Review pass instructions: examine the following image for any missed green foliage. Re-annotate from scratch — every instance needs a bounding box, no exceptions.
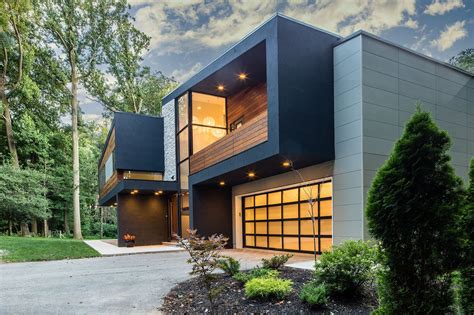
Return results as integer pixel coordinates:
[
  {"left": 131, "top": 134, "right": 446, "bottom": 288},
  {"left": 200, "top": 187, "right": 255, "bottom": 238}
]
[
  {"left": 0, "top": 236, "right": 100, "bottom": 262},
  {"left": 233, "top": 267, "right": 279, "bottom": 283},
  {"left": 217, "top": 256, "right": 240, "bottom": 276},
  {"left": 366, "top": 107, "right": 464, "bottom": 314},
  {"left": 177, "top": 230, "right": 228, "bottom": 312},
  {"left": 458, "top": 159, "right": 474, "bottom": 314},
  {"left": 261, "top": 253, "right": 293, "bottom": 270},
  {"left": 244, "top": 277, "right": 293, "bottom": 300},
  {"left": 449, "top": 48, "right": 474, "bottom": 74},
  {"left": 299, "top": 282, "right": 329, "bottom": 308},
  {"left": 314, "top": 240, "right": 378, "bottom": 297},
  {"left": 0, "top": 164, "right": 50, "bottom": 223}
]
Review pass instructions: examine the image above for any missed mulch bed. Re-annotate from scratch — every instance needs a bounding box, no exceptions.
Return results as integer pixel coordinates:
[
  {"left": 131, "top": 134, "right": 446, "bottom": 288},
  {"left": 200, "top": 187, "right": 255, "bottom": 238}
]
[{"left": 160, "top": 267, "right": 377, "bottom": 314}]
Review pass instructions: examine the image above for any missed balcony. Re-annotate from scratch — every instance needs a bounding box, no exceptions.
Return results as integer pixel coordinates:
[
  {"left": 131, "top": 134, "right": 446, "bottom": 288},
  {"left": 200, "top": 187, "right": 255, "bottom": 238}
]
[{"left": 190, "top": 111, "right": 268, "bottom": 174}]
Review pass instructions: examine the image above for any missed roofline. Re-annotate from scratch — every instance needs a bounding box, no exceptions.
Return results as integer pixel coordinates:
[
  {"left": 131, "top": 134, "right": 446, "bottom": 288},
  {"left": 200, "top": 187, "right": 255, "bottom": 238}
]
[
  {"left": 162, "top": 13, "right": 279, "bottom": 102},
  {"left": 337, "top": 30, "right": 473, "bottom": 77}
]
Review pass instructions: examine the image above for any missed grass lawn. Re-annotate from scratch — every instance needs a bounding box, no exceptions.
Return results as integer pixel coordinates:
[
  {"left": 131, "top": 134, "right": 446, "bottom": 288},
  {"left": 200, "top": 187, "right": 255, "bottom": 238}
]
[{"left": 0, "top": 236, "right": 100, "bottom": 263}]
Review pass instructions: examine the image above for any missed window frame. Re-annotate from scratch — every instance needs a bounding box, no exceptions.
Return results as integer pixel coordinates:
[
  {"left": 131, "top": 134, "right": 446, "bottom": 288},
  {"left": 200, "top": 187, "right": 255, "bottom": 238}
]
[{"left": 242, "top": 180, "right": 332, "bottom": 254}]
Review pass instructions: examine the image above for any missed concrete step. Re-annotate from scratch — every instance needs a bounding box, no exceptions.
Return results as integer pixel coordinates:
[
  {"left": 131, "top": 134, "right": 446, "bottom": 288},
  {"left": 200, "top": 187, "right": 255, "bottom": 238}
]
[{"left": 162, "top": 241, "right": 179, "bottom": 246}]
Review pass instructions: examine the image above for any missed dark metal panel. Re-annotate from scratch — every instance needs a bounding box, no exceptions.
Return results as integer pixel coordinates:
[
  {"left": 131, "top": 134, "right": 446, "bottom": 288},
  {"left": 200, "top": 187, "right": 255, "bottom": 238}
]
[
  {"left": 114, "top": 112, "right": 165, "bottom": 172},
  {"left": 276, "top": 16, "right": 339, "bottom": 168},
  {"left": 190, "top": 184, "right": 233, "bottom": 247}
]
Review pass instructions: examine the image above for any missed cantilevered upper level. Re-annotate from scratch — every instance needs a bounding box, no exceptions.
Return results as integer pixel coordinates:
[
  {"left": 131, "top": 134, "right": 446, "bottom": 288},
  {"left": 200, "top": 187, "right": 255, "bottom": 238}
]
[
  {"left": 162, "top": 14, "right": 341, "bottom": 190},
  {"left": 98, "top": 112, "right": 177, "bottom": 206}
]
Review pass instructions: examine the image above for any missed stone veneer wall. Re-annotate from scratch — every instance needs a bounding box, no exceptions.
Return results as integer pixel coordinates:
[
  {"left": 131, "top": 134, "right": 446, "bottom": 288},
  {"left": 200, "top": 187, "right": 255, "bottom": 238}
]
[{"left": 162, "top": 100, "right": 176, "bottom": 181}]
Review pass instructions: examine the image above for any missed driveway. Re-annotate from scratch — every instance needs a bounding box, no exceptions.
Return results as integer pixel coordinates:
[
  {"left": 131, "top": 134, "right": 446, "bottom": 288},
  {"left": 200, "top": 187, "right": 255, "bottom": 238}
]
[
  {"left": 0, "top": 249, "right": 313, "bottom": 314},
  {"left": 0, "top": 252, "right": 192, "bottom": 314}
]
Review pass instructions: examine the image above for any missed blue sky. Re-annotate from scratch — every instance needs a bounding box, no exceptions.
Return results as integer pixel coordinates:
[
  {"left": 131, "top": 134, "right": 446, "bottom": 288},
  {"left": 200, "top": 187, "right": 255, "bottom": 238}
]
[{"left": 81, "top": 0, "right": 473, "bottom": 122}]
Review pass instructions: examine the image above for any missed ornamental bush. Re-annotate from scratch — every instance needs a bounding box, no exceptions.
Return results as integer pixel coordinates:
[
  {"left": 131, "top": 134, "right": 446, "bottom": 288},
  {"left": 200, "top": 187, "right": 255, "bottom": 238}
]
[
  {"left": 217, "top": 256, "right": 240, "bottom": 276},
  {"left": 261, "top": 254, "right": 293, "bottom": 270},
  {"left": 233, "top": 267, "right": 278, "bottom": 283},
  {"left": 366, "top": 107, "right": 464, "bottom": 314},
  {"left": 244, "top": 277, "right": 293, "bottom": 300},
  {"left": 314, "top": 240, "right": 378, "bottom": 297},
  {"left": 299, "top": 282, "right": 329, "bottom": 308}
]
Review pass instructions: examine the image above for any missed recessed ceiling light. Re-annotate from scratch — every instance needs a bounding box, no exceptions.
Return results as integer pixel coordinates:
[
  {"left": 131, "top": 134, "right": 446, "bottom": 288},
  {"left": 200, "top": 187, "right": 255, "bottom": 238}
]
[
  {"left": 219, "top": 181, "right": 225, "bottom": 186},
  {"left": 197, "top": 106, "right": 202, "bottom": 110},
  {"left": 217, "top": 85, "right": 224, "bottom": 91},
  {"left": 248, "top": 172, "right": 255, "bottom": 178},
  {"left": 238, "top": 73, "right": 247, "bottom": 80},
  {"left": 282, "top": 161, "right": 291, "bottom": 167}
]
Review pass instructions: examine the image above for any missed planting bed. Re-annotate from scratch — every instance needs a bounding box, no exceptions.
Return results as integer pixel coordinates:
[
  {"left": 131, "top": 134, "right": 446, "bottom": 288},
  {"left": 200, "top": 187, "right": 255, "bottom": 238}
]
[{"left": 160, "top": 267, "right": 377, "bottom": 314}]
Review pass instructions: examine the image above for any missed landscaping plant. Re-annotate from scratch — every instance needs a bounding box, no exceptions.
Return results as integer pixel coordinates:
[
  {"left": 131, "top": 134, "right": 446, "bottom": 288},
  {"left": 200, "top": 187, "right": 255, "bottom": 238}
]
[
  {"left": 314, "top": 240, "right": 378, "bottom": 297},
  {"left": 233, "top": 267, "right": 279, "bottom": 283},
  {"left": 176, "top": 230, "right": 228, "bottom": 313},
  {"left": 458, "top": 159, "right": 474, "bottom": 314},
  {"left": 244, "top": 277, "right": 293, "bottom": 300},
  {"left": 366, "top": 107, "right": 464, "bottom": 314},
  {"left": 299, "top": 281, "right": 329, "bottom": 308},
  {"left": 217, "top": 256, "right": 240, "bottom": 276},
  {"left": 261, "top": 253, "right": 293, "bottom": 270}
]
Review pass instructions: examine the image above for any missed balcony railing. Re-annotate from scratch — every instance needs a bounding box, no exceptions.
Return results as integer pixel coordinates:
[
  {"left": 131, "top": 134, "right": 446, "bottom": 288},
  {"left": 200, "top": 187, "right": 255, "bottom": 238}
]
[{"left": 189, "top": 111, "right": 268, "bottom": 174}]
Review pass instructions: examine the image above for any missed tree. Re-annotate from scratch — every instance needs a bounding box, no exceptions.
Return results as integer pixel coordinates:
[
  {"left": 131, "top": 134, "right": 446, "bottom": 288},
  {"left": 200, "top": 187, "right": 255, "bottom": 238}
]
[
  {"left": 0, "top": 164, "right": 49, "bottom": 235},
  {"left": 366, "top": 107, "right": 464, "bottom": 313},
  {"left": 0, "top": 0, "right": 37, "bottom": 167},
  {"left": 84, "top": 12, "right": 176, "bottom": 116},
  {"left": 449, "top": 48, "right": 474, "bottom": 74},
  {"left": 458, "top": 159, "right": 474, "bottom": 313},
  {"left": 39, "top": 0, "right": 131, "bottom": 239}
]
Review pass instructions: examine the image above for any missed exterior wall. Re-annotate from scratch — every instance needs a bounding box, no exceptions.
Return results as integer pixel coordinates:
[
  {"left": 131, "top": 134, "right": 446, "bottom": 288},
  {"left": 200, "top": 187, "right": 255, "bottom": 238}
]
[
  {"left": 232, "top": 161, "right": 333, "bottom": 249},
  {"left": 116, "top": 194, "right": 168, "bottom": 246},
  {"left": 163, "top": 100, "right": 177, "bottom": 181},
  {"left": 333, "top": 36, "right": 364, "bottom": 245},
  {"left": 360, "top": 35, "right": 474, "bottom": 238},
  {"left": 227, "top": 82, "right": 267, "bottom": 131}
]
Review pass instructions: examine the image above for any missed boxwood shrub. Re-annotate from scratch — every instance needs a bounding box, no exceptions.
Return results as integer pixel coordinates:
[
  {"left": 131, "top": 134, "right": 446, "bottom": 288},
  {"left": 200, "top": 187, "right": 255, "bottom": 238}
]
[
  {"left": 244, "top": 277, "right": 293, "bottom": 300},
  {"left": 299, "top": 281, "right": 329, "bottom": 308},
  {"left": 314, "top": 240, "right": 378, "bottom": 297}
]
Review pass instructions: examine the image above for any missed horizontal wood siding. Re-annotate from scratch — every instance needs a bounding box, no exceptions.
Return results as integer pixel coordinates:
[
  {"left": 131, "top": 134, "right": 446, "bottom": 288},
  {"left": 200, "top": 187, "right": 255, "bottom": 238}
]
[
  {"left": 190, "top": 111, "right": 268, "bottom": 174},
  {"left": 227, "top": 83, "right": 267, "bottom": 131},
  {"left": 99, "top": 170, "right": 122, "bottom": 199}
]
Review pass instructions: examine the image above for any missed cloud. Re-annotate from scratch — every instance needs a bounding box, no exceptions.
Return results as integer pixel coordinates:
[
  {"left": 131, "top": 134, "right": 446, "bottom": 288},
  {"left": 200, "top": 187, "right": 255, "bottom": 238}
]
[
  {"left": 171, "top": 62, "right": 203, "bottom": 83},
  {"left": 424, "top": 0, "right": 465, "bottom": 16},
  {"left": 431, "top": 20, "right": 467, "bottom": 51},
  {"left": 131, "top": 0, "right": 418, "bottom": 57}
]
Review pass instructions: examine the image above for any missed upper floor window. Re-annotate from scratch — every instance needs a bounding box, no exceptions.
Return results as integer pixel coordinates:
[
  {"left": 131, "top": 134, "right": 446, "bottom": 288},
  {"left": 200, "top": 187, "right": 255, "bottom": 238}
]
[{"left": 191, "top": 92, "right": 226, "bottom": 154}]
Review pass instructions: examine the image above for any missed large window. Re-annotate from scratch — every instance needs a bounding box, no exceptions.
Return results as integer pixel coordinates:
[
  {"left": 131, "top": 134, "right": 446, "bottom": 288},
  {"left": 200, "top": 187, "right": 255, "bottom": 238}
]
[
  {"left": 99, "top": 152, "right": 114, "bottom": 189},
  {"left": 177, "top": 93, "right": 190, "bottom": 190},
  {"left": 243, "top": 180, "right": 332, "bottom": 254},
  {"left": 191, "top": 92, "right": 226, "bottom": 154}
]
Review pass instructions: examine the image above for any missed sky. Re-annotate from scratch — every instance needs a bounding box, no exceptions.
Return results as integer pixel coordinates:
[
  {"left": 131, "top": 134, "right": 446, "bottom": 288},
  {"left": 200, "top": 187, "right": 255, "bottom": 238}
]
[{"left": 81, "top": 0, "right": 473, "bottom": 122}]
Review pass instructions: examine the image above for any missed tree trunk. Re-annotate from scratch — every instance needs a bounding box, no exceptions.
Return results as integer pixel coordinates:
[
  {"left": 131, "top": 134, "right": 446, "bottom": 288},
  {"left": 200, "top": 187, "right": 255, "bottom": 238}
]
[
  {"left": 0, "top": 83, "right": 19, "bottom": 168},
  {"left": 31, "top": 218, "right": 38, "bottom": 235},
  {"left": 43, "top": 219, "right": 49, "bottom": 237},
  {"left": 8, "top": 219, "right": 13, "bottom": 236},
  {"left": 100, "top": 207, "right": 104, "bottom": 239},
  {"left": 64, "top": 207, "right": 70, "bottom": 234},
  {"left": 20, "top": 222, "right": 30, "bottom": 237},
  {"left": 71, "top": 64, "right": 82, "bottom": 240}
]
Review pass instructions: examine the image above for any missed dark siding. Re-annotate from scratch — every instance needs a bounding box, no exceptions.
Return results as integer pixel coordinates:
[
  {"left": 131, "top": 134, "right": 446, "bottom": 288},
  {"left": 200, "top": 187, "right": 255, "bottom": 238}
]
[
  {"left": 190, "top": 185, "right": 233, "bottom": 247},
  {"left": 117, "top": 194, "right": 168, "bottom": 246},
  {"left": 114, "top": 112, "right": 165, "bottom": 172},
  {"left": 277, "top": 16, "right": 338, "bottom": 167}
]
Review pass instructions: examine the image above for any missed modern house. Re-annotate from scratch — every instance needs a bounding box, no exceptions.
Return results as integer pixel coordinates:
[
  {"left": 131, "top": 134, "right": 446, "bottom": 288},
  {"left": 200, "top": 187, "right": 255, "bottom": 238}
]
[{"left": 98, "top": 14, "right": 474, "bottom": 251}]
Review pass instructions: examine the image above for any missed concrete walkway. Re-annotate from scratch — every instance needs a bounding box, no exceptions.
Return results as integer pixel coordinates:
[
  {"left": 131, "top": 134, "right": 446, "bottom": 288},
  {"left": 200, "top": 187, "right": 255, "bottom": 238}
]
[{"left": 84, "top": 240, "right": 184, "bottom": 256}]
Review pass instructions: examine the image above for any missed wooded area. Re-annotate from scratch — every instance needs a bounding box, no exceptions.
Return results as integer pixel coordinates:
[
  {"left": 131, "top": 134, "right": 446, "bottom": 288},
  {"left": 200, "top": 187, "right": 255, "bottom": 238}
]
[{"left": 0, "top": 0, "right": 176, "bottom": 238}]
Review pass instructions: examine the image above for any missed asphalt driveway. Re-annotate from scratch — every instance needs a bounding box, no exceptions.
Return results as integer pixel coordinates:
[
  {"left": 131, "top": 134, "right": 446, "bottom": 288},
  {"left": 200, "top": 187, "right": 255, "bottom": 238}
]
[{"left": 0, "top": 251, "right": 192, "bottom": 314}]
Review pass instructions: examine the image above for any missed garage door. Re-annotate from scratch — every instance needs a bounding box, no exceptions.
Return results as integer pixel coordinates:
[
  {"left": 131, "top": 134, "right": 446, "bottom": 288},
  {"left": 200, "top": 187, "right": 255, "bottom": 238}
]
[{"left": 243, "top": 180, "right": 332, "bottom": 254}]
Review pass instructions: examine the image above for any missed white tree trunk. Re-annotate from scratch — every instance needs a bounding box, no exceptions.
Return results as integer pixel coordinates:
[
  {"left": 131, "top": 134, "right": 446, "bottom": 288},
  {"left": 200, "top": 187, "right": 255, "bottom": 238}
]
[{"left": 71, "top": 65, "right": 82, "bottom": 239}]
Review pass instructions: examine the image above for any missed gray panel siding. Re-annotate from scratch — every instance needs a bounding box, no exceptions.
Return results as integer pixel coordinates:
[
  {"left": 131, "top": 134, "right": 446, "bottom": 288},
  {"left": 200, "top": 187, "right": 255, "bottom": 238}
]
[
  {"left": 333, "top": 36, "right": 364, "bottom": 243},
  {"left": 361, "top": 35, "right": 473, "bottom": 223}
]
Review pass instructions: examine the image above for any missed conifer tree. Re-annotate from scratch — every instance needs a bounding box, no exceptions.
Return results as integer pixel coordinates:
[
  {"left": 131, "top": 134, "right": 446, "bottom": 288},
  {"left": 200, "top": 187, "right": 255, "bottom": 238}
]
[
  {"left": 366, "top": 107, "right": 464, "bottom": 313},
  {"left": 458, "top": 159, "right": 473, "bottom": 314}
]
